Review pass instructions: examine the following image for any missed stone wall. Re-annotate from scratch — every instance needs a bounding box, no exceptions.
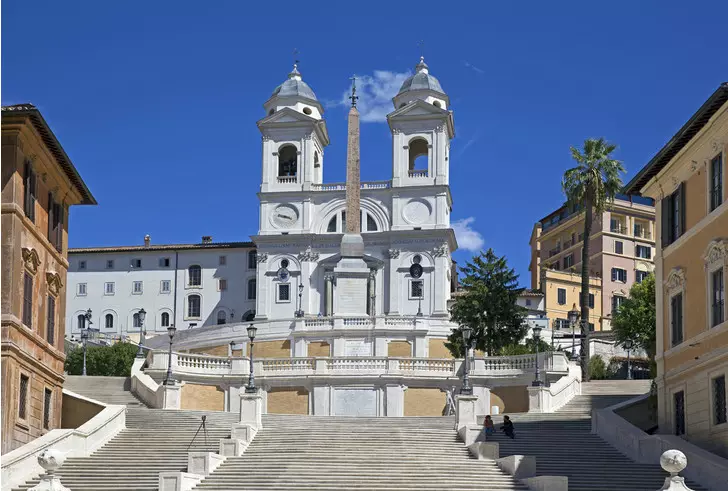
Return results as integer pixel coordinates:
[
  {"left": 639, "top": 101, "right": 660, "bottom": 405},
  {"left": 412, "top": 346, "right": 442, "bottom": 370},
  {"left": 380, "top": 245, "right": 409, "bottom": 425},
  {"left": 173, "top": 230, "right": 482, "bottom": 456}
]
[
  {"left": 267, "top": 387, "right": 308, "bottom": 414},
  {"left": 61, "top": 391, "right": 103, "bottom": 429},
  {"left": 256, "top": 340, "right": 291, "bottom": 358},
  {"left": 180, "top": 383, "right": 225, "bottom": 411},
  {"left": 388, "top": 341, "right": 412, "bottom": 357},
  {"left": 307, "top": 341, "right": 330, "bottom": 357},
  {"left": 428, "top": 338, "right": 452, "bottom": 358},
  {"left": 490, "top": 386, "right": 529, "bottom": 414},
  {"left": 403, "top": 388, "right": 446, "bottom": 416}
]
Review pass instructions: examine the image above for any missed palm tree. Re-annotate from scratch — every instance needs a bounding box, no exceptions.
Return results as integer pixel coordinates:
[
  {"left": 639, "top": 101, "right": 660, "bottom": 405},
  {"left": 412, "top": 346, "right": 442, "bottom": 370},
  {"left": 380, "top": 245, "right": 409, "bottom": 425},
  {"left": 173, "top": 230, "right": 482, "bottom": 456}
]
[{"left": 562, "top": 138, "right": 625, "bottom": 381}]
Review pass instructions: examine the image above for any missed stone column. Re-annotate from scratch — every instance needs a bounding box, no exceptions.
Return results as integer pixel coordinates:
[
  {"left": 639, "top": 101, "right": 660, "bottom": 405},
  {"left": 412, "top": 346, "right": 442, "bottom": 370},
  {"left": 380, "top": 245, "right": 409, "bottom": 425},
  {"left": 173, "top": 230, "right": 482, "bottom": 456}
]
[
  {"left": 385, "top": 385, "right": 405, "bottom": 417},
  {"left": 387, "top": 250, "right": 400, "bottom": 315},
  {"left": 240, "top": 393, "right": 263, "bottom": 430},
  {"left": 255, "top": 253, "right": 269, "bottom": 320}
]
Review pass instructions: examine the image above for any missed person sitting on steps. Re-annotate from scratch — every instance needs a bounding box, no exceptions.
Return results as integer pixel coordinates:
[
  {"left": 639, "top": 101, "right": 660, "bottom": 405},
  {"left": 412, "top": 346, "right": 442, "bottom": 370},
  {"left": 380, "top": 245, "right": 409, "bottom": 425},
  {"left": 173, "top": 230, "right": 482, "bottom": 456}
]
[
  {"left": 501, "top": 415, "right": 515, "bottom": 439},
  {"left": 484, "top": 415, "right": 495, "bottom": 436}
]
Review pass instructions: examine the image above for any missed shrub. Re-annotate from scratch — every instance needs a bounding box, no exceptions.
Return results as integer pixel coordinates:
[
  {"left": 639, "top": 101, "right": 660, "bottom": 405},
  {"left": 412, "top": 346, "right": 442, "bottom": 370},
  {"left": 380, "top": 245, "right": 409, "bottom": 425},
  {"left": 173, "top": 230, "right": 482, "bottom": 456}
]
[
  {"left": 588, "top": 355, "right": 607, "bottom": 380},
  {"left": 65, "top": 342, "right": 138, "bottom": 376}
]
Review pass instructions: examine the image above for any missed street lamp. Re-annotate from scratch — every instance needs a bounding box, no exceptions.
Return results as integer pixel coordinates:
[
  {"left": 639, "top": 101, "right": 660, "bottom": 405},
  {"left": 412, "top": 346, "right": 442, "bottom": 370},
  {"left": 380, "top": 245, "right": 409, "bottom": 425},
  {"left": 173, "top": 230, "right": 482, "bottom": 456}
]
[
  {"left": 135, "top": 308, "right": 147, "bottom": 358},
  {"left": 295, "top": 284, "right": 304, "bottom": 318},
  {"left": 624, "top": 339, "right": 634, "bottom": 380},
  {"left": 567, "top": 303, "right": 580, "bottom": 361},
  {"left": 164, "top": 325, "right": 176, "bottom": 385},
  {"left": 245, "top": 324, "right": 258, "bottom": 393},
  {"left": 532, "top": 324, "right": 543, "bottom": 387},
  {"left": 460, "top": 326, "right": 473, "bottom": 395},
  {"left": 229, "top": 340, "right": 236, "bottom": 357},
  {"left": 81, "top": 309, "right": 92, "bottom": 376}
]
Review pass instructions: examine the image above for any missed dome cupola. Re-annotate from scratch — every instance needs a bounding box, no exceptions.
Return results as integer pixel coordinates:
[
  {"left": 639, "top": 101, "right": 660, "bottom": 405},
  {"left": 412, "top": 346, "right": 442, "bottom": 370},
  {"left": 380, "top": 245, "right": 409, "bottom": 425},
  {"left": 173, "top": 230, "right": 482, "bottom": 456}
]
[
  {"left": 264, "top": 64, "right": 324, "bottom": 119},
  {"left": 393, "top": 57, "right": 449, "bottom": 110}
]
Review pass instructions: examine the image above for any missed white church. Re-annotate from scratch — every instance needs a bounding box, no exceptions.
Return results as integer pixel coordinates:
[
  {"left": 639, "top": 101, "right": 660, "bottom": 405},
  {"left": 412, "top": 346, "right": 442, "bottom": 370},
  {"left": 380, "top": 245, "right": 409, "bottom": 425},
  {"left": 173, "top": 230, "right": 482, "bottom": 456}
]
[{"left": 67, "top": 58, "right": 567, "bottom": 417}]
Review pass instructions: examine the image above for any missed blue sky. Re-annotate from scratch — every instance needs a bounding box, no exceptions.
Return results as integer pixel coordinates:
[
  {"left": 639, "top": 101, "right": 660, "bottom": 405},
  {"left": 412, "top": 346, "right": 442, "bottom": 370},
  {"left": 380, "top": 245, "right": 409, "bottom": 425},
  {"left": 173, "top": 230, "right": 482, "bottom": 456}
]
[{"left": 3, "top": 0, "right": 727, "bottom": 286}]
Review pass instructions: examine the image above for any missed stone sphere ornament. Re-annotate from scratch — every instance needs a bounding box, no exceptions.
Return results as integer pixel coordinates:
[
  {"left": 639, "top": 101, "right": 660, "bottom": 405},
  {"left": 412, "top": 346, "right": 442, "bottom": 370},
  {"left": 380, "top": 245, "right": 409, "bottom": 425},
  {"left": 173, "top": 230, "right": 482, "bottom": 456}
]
[
  {"left": 660, "top": 449, "right": 688, "bottom": 476},
  {"left": 29, "top": 449, "right": 70, "bottom": 491}
]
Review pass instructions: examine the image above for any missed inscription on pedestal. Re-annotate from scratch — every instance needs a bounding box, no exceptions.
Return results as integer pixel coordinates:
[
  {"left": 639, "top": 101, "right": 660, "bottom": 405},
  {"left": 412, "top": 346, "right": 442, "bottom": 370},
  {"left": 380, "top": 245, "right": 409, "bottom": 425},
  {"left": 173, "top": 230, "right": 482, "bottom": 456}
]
[{"left": 335, "top": 277, "right": 368, "bottom": 315}]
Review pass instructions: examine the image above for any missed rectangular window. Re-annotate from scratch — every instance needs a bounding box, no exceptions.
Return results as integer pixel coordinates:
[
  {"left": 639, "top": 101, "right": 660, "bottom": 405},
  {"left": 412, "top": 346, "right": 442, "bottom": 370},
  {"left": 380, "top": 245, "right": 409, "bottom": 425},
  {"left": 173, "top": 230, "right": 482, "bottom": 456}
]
[
  {"left": 711, "top": 153, "right": 723, "bottom": 212},
  {"left": 187, "top": 295, "right": 201, "bottom": 318},
  {"left": 219, "top": 255, "right": 226, "bottom": 266},
  {"left": 411, "top": 280, "right": 424, "bottom": 299},
  {"left": 131, "top": 259, "right": 142, "bottom": 268},
  {"left": 525, "top": 299, "right": 532, "bottom": 306},
  {"left": 43, "top": 388, "right": 52, "bottom": 430},
  {"left": 614, "top": 241, "right": 624, "bottom": 255},
  {"left": 578, "top": 293, "right": 595, "bottom": 309},
  {"left": 132, "top": 281, "right": 143, "bottom": 294},
  {"left": 248, "top": 251, "right": 257, "bottom": 269},
  {"left": 77, "top": 283, "right": 87, "bottom": 296},
  {"left": 588, "top": 322, "right": 595, "bottom": 332},
  {"left": 634, "top": 222, "right": 648, "bottom": 239},
  {"left": 23, "top": 272, "right": 33, "bottom": 328},
  {"left": 674, "top": 390, "right": 686, "bottom": 436},
  {"left": 636, "top": 270, "right": 650, "bottom": 283},
  {"left": 612, "top": 295, "right": 625, "bottom": 315},
  {"left": 46, "top": 295, "right": 55, "bottom": 345},
  {"left": 23, "top": 161, "right": 36, "bottom": 222},
  {"left": 159, "top": 257, "right": 170, "bottom": 268},
  {"left": 610, "top": 218, "right": 625, "bottom": 234},
  {"left": 636, "top": 245, "right": 652, "bottom": 259},
  {"left": 563, "top": 254, "right": 574, "bottom": 268},
  {"left": 79, "top": 260, "right": 87, "bottom": 270},
  {"left": 19, "top": 374, "right": 29, "bottom": 420},
  {"left": 712, "top": 268, "right": 725, "bottom": 328},
  {"left": 611, "top": 268, "right": 627, "bottom": 283},
  {"left": 161, "top": 280, "right": 171, "bottom": 293},
  {"left": 104, "top": 282, "right": 115, "bottom": 295},
  {"left": 219, "top": 279, "right": 228, "bottom": 291},
  {"left": 662, "top": 183, "right": 686, "bottom": 247},
  {"left": 714, "top": 375, "right": 727, "bottom": 425},
  {"left": 278, "top": 284, "right": 291, "bottom": 302},
  {"left": 106, "top": 260, "right": 114, "bottom": 269},
  {"left": 248, "top": 279, "right": 256, "bottom": 300},
  {"left": 557, "top": 288, "right": 566, "bottom": 305},
  {"left": 671, "top": 293, "right": 684, "bottom": 347}
]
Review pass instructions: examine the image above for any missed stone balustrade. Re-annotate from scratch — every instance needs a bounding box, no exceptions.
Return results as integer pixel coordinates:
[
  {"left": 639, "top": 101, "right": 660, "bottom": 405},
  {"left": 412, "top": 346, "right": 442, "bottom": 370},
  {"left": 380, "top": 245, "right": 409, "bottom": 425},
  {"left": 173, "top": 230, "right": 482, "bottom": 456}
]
[
  {"left": 311, "top": 180, "right": 391, "bottom": 191},
  {"left": 301, "top": 315, "right": 419, "bottom": 330}
]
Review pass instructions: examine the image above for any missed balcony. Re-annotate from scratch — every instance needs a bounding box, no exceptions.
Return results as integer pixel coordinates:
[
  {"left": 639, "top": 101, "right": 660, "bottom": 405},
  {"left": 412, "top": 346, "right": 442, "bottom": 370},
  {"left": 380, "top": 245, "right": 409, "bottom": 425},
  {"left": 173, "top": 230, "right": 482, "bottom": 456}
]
[
  {"left": 634, "top": 228, "right": 652, "bottom": 240},
  {"left": 549, "top": 245, "right": 562, "bottom": 257},
  {"left": 610, "top": 224, "right": 628, "bottom": 235}
]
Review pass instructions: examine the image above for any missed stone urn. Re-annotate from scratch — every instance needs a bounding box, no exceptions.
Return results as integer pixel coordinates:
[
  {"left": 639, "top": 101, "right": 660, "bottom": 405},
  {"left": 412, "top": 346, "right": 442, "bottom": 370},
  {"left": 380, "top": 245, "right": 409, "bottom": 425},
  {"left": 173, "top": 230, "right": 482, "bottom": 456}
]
[
  {"left": 29, "top": 449, "right": 70, "bottom": 491},
  {"left": 658, "top": 449, "right": 693, "bottom": 491}
]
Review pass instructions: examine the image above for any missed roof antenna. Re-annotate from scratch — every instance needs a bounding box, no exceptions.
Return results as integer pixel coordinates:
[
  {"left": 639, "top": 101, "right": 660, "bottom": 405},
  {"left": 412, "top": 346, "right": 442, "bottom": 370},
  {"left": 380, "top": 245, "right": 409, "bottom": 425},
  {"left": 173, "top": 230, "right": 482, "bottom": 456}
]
[
  {"left": 349, "top": 75, "right": 358, "bottom": 108},
  {"left": 417, "top": 40, "right": 425, "bottom": 63},
  {"left": 292, "top": 48, "right": 300, "bottom": 72}
]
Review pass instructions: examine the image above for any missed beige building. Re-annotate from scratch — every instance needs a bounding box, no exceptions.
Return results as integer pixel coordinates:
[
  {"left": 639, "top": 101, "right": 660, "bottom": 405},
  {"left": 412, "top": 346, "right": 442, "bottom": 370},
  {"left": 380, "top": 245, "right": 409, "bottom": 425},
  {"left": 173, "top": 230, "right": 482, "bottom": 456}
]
[
  {"left": 1, "top": 104, "right": 96, "bottom": 453},
  {"left": 625, "top": 82, "right": 728, "bottom": 457},
  {"left": 529, "top": 194, "right": 656, "bottom": 332}
]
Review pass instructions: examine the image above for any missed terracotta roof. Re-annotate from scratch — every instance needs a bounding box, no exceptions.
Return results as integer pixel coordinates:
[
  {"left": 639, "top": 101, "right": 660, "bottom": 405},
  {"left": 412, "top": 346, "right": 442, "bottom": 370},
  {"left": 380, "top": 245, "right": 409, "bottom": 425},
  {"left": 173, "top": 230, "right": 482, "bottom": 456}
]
[
  {"left": 624, "top": 82, "right": 728, "bottom": 194},
  {"left": 2, "top": 103, "right": 96, "bottom": 205},
  {"left": 69, "top": 241, "right": 255, "bottom": 254},
  {"left": 520, "top": 289, "right": 544, "bottom": 297}
]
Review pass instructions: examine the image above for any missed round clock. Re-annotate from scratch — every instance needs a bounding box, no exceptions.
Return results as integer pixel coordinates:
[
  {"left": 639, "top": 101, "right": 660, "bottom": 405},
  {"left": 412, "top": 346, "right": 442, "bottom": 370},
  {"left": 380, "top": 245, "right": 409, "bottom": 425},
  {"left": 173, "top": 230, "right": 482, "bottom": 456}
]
[{"left": 272, "top": 204, "right": 299, "bottom": 229}]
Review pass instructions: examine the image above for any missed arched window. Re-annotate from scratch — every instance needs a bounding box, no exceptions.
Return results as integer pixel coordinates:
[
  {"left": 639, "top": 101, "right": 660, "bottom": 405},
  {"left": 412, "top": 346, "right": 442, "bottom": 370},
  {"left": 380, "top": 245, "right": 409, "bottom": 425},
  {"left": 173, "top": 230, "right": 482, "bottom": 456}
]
[
  {"left": 314, "top": 152, "right": 320, "bottom": 167},
  {"left": 217, "top": 310, "right": 226, "bottom": 325},
  {"left": 133, "top": 313, "right": 141, "bottom": 328},
  {"left": 327, "top": 216, "right": 337, "bottom": 232},
  {"left": 77, "top": 314, "right": 86, "bottom": 330},
  {"left": 366, "top": 214, "right": 378, "bottom": 232},
  {"left": 248, "top": 278, "right": 256, "bottom": 300},
  {"left": 161, "top": 312, "right": 170, "bottom": 327},
  {"left": 278, "top": 145, "right": 298, "bottom": 177},
  {"left": 188, "top": 295, "right": 201, "bottom": 318},
  {"left": 105, "top": 314, "right": 114, "bottom": 329},
  {"left": 188, "top": 265, "right": 201, "bottom": 286},
  {"left": 433, "top": 100, "right": 442, "bottom": 108},
  {"left": 243, "top": 310, "right": 256, "bottom": 322},
  {"left": 408, "top": 138, "right": 429, "bottom": 172}
]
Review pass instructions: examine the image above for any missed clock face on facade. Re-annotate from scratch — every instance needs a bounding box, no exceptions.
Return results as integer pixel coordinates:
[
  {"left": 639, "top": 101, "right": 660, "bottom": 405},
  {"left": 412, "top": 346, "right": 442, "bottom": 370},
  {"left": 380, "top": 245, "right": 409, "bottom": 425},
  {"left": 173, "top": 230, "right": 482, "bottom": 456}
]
[{"left": 272, "top": 204, "right": 299, "bottom": 229}]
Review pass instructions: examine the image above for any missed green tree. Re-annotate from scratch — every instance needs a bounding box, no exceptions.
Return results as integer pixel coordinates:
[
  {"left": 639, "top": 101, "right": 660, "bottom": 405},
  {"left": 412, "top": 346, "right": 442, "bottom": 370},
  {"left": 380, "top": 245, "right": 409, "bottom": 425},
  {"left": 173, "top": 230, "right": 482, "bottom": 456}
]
[
  {"left": 499, "top": 338, "right": 554, "bottom": 356},
  {"left": 447, "top": 249, "right": 528, "bottom": 357},
  {"left": 611, "top": 274, "right": 656, "bottom": 366},
  {"left": 65, "top": 342, "right": 138, "bottom": 376},
  {"left": 588, "top": 355, "right": 607, "bottom": 380},
  {"left": 562, "top": 137, "right": 625, "bottom": 381}
]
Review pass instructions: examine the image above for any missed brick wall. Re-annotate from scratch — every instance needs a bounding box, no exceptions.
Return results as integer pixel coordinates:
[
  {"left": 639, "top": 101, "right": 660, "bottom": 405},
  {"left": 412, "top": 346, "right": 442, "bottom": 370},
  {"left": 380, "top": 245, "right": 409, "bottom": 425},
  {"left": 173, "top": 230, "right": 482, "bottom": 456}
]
[
  {"left": 404, "top": 388, "right": 446, "bottom": 416},
  {"left": 181, "top": 383, "right": 225, "bottom": 411},
  {"left": 267, "top": 387, "right": 308, "bottom": 414}
]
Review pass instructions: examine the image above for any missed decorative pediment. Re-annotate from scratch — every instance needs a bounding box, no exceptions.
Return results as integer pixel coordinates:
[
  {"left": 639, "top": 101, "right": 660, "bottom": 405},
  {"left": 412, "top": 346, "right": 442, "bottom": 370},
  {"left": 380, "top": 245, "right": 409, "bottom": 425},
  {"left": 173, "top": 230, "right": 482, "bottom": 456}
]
[
  {"left": 388, "top": 99, "right": 448, "bottom": 119},
  {"left": 46, "top": 272, "right": 63, "bottom": 296},
  {"left": 21, "top": 247, "right": 41, "bottom": 275},
  {"left": 664, "top": 267, "right": 686, "bottom": 291},
  {"left": 704, "top": 239, "right": 728, "bottom": 267},
  {"left": 257, "top": 107, "right": 318, "bottom": 125}
]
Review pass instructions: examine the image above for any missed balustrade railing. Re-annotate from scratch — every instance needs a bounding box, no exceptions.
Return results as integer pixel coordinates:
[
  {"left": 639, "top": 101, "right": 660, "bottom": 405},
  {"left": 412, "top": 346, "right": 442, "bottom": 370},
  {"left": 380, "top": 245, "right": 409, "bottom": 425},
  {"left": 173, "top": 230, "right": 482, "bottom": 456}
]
[
  {"left": 383, "top": 316, "right": 417, "bottom": 326},
  {"left": 343, "top": 317, "right": 372, "bottom": 327},
  {"left": 277, "top": 176, "right": 297, "bottom": 184},
  {"left": 177, "top": 353, "right": 231, "bottom": 371},
  {"left": 328, "top": 357, "right": 387, "bottom": 371},
  {"left": 311, "top": 181, "right": 392, "bottom": 191},
  {"left": 261, "top": 358, "right": 314, "bottom": 372},
  {"left": 399, "top": 358, "right": 455, "bottom": 373},
  {"left": 482, "top": 354, "right": 537, "bottom": 371},
  {"left": 408, "top": 170, "right": 429, "bottom": 178},
  {"left": 304, "top": 317, "right": 334, "bottom": 328}
]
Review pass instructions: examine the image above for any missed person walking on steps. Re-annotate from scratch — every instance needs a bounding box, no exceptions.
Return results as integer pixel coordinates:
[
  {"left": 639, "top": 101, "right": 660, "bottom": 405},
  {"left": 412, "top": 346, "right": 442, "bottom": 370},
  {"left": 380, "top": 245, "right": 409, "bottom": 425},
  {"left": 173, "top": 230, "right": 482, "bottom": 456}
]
[
  {"left": 501, "top": 415, "right": 515, "bottom": 439},
  {"left": 484, "top": 415, "right": 495, "bottom": 436}
]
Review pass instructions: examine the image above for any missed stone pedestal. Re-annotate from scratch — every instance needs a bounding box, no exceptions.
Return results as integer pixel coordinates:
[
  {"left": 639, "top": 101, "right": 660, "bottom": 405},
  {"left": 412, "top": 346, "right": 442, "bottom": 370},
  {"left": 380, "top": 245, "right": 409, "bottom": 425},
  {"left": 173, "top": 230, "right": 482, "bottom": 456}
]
[
  {"left": 187, "top": 452, "right": 225, "bottom": 476},
  {"left": 455, "top": 395, "right": 478, "bottom": 430},
  {"left": 333, "top": 234, "right": 369, "bottom": 315},
  {"left": 231, "top": 423, "right": 257, "bottom": 443},
  {"left": 219, "top": 438, "right": 248, "bottom": 456},
  {"left": 158, "top": 472, "right": 203, "bottom": 491},
  {"left": 29, "top": 449, "right": 70, "bottom": 491},
  {"left": 239, "top": 393, "right": 263, "bottom": 429},
  {"left": 384, "top": 384, "right": 405, "bottom": 417},
  {"left": 496, "top": 455, "right": 536, "bottom": 478},
  {"left": 527, "top": 386, "right": 550, "bottom": 413},
  {"left": 160, "top": 383, "right": 181, "bottom": 410}
]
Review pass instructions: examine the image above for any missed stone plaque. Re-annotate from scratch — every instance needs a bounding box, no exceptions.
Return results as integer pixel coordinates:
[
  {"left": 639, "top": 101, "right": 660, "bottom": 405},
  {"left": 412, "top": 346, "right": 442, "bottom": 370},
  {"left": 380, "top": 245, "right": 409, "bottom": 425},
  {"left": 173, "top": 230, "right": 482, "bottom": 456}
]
[
  {"left": 345, "top": 339, "right": 373, "bottom": 357},
  {"left": 333, "top": 388, "right": 377, "bottom": 416},
  {"left": 335, "top": 276, "right": 368, "bottom": 315}
]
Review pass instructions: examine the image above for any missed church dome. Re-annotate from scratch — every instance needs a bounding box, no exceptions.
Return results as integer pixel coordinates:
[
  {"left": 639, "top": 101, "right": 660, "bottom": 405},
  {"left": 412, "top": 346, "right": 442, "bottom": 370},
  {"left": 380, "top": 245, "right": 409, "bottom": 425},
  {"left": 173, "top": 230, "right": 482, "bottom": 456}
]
[
  {"left": 272, "top": 65, "right": 318, "bottom": 101},
  {"left": 397, "top": 57, "right": 445, "bottom": 96}
]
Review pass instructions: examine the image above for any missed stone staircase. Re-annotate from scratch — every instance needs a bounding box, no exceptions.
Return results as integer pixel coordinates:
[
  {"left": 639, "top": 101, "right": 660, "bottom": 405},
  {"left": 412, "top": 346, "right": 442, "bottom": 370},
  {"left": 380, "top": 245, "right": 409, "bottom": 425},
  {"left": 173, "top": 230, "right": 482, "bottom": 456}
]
[
  {"left": 64, "top": 375, "right": 147, "bottom": 407},
  {"left": 487, "top": 380, "right": 705, "bottom": 491},
  {"left": 12, "top": 409, "right": 238, "bottom": 491},
  {"left": 193, "top": 414, "right": 529, "bottom": 490}
]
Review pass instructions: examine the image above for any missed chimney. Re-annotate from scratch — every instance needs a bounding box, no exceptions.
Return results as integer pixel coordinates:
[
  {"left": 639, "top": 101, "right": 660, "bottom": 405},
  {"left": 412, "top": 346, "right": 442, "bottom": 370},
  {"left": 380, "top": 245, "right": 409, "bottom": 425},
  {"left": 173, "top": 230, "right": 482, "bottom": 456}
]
[
  {"left": 144, "top": 235, "right": 151, "bottom": 247},
  {"left": 201, "top": 236, "right": 213, "bottom": 244}
]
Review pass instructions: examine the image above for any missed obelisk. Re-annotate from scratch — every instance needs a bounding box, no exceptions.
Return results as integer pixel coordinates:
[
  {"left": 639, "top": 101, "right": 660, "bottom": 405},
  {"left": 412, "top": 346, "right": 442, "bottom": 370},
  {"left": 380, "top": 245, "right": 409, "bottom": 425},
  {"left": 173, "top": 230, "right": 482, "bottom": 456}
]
[{"left": 333, "top": 77, "right": 370, "bottom": 315}]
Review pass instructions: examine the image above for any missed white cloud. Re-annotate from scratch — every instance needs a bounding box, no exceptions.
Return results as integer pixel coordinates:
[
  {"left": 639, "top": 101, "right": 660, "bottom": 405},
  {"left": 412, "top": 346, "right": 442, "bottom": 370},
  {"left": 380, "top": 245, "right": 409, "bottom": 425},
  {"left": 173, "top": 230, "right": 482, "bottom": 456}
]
[
  {"left": 452, "top": 217, "right": 485, "bottom": 252},
  {"left": 462, "top": 60, "right": 485, "bottom": 74},
  {"left": 330, "top": 70, "right": 411, "bottom": 123}
]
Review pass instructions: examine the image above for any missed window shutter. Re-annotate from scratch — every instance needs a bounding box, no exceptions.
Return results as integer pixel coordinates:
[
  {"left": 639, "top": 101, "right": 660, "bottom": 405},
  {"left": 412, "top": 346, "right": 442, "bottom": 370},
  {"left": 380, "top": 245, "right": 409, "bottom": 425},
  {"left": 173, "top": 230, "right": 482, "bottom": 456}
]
[
  {"left": 611, "top": 268, "right": 617, "bottom": 281},
  {"left": 678, "top": 182, "right": 686, "bottom": 237},
  {"left": 47, "top": 194, "right": 54, "bottom": 239},
  {"left": 661, "top": 197, "right": 670, "bottom": 248}
]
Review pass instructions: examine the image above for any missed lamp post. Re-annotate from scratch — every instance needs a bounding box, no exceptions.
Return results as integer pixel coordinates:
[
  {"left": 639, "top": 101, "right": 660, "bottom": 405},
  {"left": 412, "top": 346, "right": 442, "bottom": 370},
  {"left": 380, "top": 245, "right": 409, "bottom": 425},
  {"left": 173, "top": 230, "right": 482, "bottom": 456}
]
[
  {"left": 567, "top": 303, "right": 579, "bottom": 361},
  {"left": 229, "top": 340, "right": 236, "bottom": 357},
  {"left": 245, "top": 324, "right": 258, "bottom": 393},
  {"left": 624, "top": 339, "right": 634, "bottom": 380},
  {"left": 164, "top": 325, "right": 176, "bottom": 385},
  {"left": 532, "top": 324, "right": 543, "bottom": 386},
  {"left": 295, "top": 284, "right": 304, "bottom": 318},
  {"left": 82, "top": 309, "right": 92, "bottom": 376},
  {"left": 460, "top": 326, "right": 473, "bottom": 395},
  {"left": 135, "top": 308, "right": 147, "bottom": 358}
]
